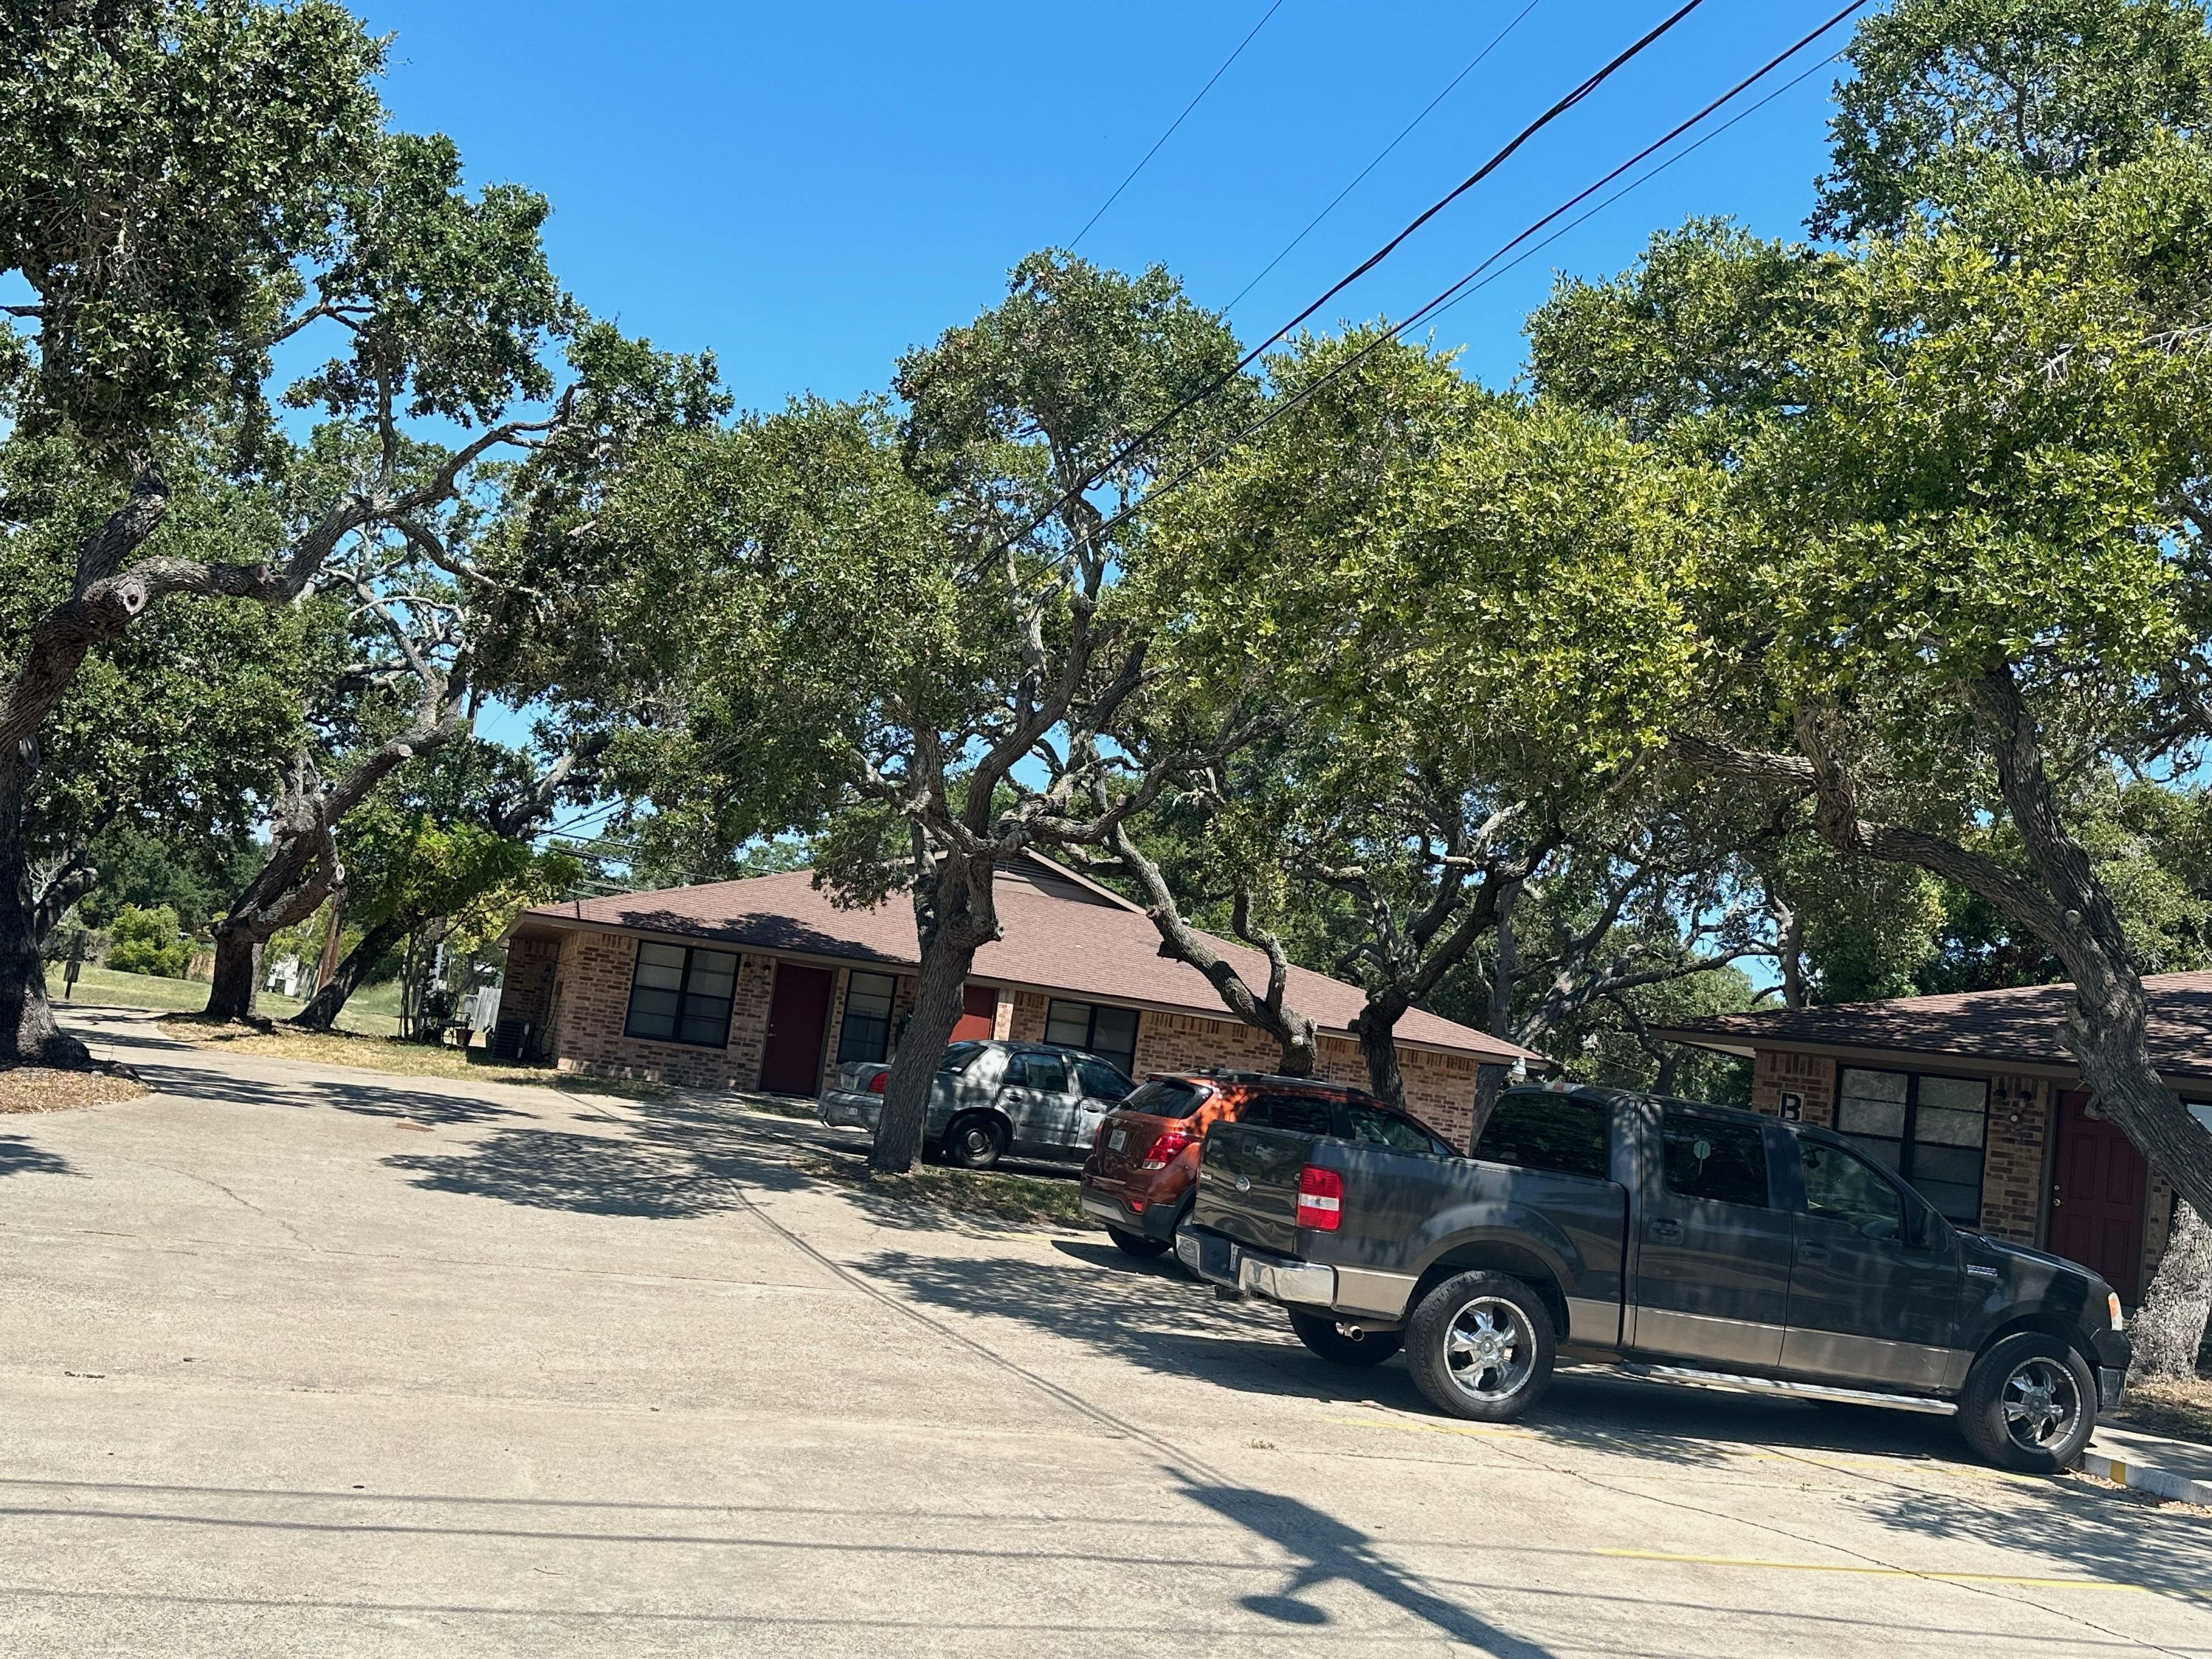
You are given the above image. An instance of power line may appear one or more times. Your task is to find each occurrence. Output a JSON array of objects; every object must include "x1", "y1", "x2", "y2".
[
  {"x1": 1221, "y1": 0, "x2": 1545, "y2": 317},
  {"x1": 1069, "y1": 0, "x2": 1290, "y2": 251},
  {"x1": 1000, "y1": 0, "x2": 1712, "y2": 570},
  {"x1": 1084, "y1": 0, "x2": 1871, "y2": 547}
]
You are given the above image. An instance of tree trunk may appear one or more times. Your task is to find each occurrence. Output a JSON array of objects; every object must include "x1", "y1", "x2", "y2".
[
  {"x1": 871, "y1": 926, "x2": 982, "y2": 1173},
  {"x1": 1352, "y1": 997, "x2": 1407, "y2": 1114},
  {"x1": 289, "y1": 915, "x2": 404, "y2": 1032},
  {"x1": 1469, "y1": 1063, "x2": 1511, "y2": 1155},
  {"x1": 0, "y1": 750, "x2": 90, "y2": 1068},
  {"x1": 2131, "y1": 1201, "x2": 2212, "y2": 1383},
  {"x1": 202, "y1": 932, "x2": 263, "y2": 1022}
]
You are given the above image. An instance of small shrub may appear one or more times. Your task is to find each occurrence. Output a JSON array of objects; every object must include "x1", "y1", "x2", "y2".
[{"x1": 106, "y1": 904, "x2": 191, "y2": 978}]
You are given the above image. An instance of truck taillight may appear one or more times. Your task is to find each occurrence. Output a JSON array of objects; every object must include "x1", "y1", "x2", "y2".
[
  {"x1": 867, "y1": 1071, "x2": 889, "y2": 1094},
  {"x1": 1296, "y1": 1165, "x2": 1342, "y2": 1231},
  {"x1": 1141, "y1": 1129, "x2": 1193, "y2": 1169}
]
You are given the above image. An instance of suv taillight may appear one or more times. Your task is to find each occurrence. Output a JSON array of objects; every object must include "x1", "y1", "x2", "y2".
[
  {"x1": 1296, "y1": 1165, "x2": 1342, "y2": 1231},
  {"x1": 1140, "y1": 1129, "x2": 1193, "y2": 1169},
  {"x1": 867, "y1": 1071, "x2": 889, "y2": 1094}
]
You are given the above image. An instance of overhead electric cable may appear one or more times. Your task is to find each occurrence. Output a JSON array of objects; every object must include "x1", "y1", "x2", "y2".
[
  {"x1": 1070, "y1": 0, "x2": 1290, "y2": 251},
  {"x1": 1221, "y1": 0, "x2": 1545, "y2": 317},
  {"x1": 996, "y1": 0, "x2": 1711, "y2": 568},
  {"x1": 1079, "y1": 0, "x2": 1871, "y2": 548}
]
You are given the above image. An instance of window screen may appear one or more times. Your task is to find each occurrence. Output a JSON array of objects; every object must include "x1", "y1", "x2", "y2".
[
  {"x1": 1246, "y1": 1093, "x2": 1336, "y2": 1136},
  {"x1": 1043, "y1": 998, "x2": 1141, "y2": 1076},
  {"x1": 1475, "y1": 1093, "x2": 1611, "y2": 1181},
  {"x1": 836, "y1": 970, "x2": 898, "y2": 1064},
  {"x1": 1660, "y1": 1112, "x2": 1770, "y2": 1207},
  {"x1": 623, "y1": 942, "x2": 738, "y2": 1048},
  {"x1": 1836, "y1": 1068, "x2": 1987, "y2": 1226}
]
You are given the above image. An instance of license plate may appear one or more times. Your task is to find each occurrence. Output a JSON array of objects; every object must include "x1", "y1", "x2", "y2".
[{"x1": 1109, "y1": 1129, "x2": 1126, "y2": 1152}]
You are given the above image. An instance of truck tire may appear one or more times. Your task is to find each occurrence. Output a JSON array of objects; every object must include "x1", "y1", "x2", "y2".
[
  {"x1": 941, "y1": 1113, "x2": 1008, "y2": 1170},
  {"x1": 1956, "y1": 1332, "x2": 2097, "y2": 1473},
  {"x1": 1108, "y1": 1227, "x2": 1170, "y2": 1259},
  {"x1": 1288, "y1": 1310, "x2": 1404, "y2": 1366},
  {"x1": 1406, "y1": 1271, "x2": 1556, "y2": 1423}
]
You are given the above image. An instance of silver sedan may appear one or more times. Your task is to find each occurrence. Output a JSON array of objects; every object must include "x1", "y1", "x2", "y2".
[{"x1": 817, "y1": 1040, "x2": 1135, "y2": 1168}]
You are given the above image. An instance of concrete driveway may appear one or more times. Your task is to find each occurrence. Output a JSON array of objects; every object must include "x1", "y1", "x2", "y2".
[{"x1": 4, "y1": 1006, "x2": 2210, "y2": 1656}]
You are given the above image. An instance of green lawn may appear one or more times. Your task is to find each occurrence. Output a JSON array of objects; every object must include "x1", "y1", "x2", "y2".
[{"x1": 49, "y1": 963, "x2": 403, "y2": 1039}]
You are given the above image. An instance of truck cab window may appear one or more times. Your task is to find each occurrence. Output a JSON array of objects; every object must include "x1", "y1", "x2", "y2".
[
  {"x1": 1475, "y1": 1093, "x2": 1610, "y2": 1180},
  {"x1": 1800, "y1": 1139, "x2": 1908, "y2": 1240},
  {"x1": 1342, "y1": 1100, "x2": 1445, "y2": 1154},
  {"x1": 1660, "y1": 1113, "x2": 1769, "y2": 1207}
]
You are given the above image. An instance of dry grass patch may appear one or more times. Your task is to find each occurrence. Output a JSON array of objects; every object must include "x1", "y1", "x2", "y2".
[
  {"x1": 795, "y1": 1146, "x2": 1097, "y2": 1230},
  {"x1": 157, "y1": 1018, "x2": 675, "y2": 1103},
  {"x1": 2116, "y1": 1374, "x2": 2212, "y2": 1446},
  {"x1": 0, "y1": 1066, "x2": 146, "y2": 1114}
]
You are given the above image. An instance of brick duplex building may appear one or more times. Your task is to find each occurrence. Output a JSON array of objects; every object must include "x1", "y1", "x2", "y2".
[
  {"x1": 498, "y1": 853, "x2": 1540, "y2": 1146},
  {"x1": 1653, "y1": 973, "x2": 2212, "y2": 1306}
]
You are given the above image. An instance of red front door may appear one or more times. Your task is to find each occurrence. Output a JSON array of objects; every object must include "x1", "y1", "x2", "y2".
[
  {"x1": 2050, "y1": 1089, "x2": 2150, "y2": 1302},
  {"x1": 760, "y1": 964, "x2": 834, "y2": 1096},
  {"x1": 951, "y1": 984, "x2": 997, "y2": 1042}
]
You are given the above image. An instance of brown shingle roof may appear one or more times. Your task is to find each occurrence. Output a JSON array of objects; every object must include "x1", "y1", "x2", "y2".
[
  {"x1": 1652, "y1": 970, "x2": 2212, "y2": 1078},
  {"x1": 514, "y1": 861, "x2": 1537, "y2": 1064}
]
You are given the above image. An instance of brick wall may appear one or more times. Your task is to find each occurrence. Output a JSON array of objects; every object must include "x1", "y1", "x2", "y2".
[
  {"x1": 546, "y1": 928, "x2": 781, "y2": 1092},
  {"x1": 498, "y1": 936, "x2": 561, "y2": 1054},
  {"x1": 1748, "y1": 1047, "x2": 1838, "y2": 1127}
]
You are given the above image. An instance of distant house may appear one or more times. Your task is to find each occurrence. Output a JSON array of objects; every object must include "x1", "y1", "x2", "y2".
[
  {"x1": 497, "y1": 852, "x2": 1539, "y2": 1145},
  {"x1": 1652, "y1": 972, "x2": 2212, "y2": 1304}
]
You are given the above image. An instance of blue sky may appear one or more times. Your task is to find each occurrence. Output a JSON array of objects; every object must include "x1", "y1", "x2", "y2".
[{"x1": 353, "y1": 0, "x2": 1858, "y2": 406}]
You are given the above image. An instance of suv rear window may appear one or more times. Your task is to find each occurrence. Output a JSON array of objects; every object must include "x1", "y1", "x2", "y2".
[
  {"x1": 1243, "y1": 1093, "x2": 1336, "y2": 1136},
  {"x1": 1117, "y1": 1079, "x2": 1207, "y2": 1119},
  {"x1": 1475, "y1": 1093, "x2": 1610, "y2": 1180}
]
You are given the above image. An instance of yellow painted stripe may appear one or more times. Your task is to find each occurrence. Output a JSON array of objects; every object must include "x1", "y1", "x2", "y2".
[
  {"x1": 2109, "y1": 1459, "x2": 2129, "y2": 1485},
  {"x1": 1597, "y1": 1548, "x2": 2148, "y2": 1591}
]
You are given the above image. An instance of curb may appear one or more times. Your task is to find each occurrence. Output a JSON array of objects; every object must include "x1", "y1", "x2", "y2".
[{"x1": 2078, "y1": 1447, "x2": 2212, "y2": 1506}]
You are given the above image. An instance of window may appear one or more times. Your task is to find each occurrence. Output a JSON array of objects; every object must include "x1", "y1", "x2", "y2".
[
  {"x1": 1344, "y1": 1099, "x2": 1450, "y2": 1155},
  {"x1": 940, "y1": 1042, "x2": 986, "y2": 1074},
  {"x1": 1074, "y1": 1056, "x2": 1134, "y2": 1102},
  {"x1": 1661, "y1": 1112, "x2": 1770, "y2": 1207},
  {"x1": 1244, "y1": 1093, "x2": 1336, "y2": 1137},
  {"x1": 1836, "y1": 1068, "x2": 1987, "y2": 1226},
  {"x1": 1799, "y1": 1139, "x2": 1908, "y2": 1241},
  {"x1": 1007, "y1": 1052, "x2": 1070, "y2": 1093},
  {"x1": 1475, "y1": 1093, "x2": 1611, "y2": 1181},
  {"x1": 1043, "y1": 998, "x2": 1141, "y2": 1076},
  {"x1": 1119, "y1": 1079, "x2": 1207, "y2": 1119},
  {"x1": 836, "y1": 970, "x2": 899, "y2": 1065},
  {"x1": 623, "y1": 942, "x2": 738, "y2": 1048}
]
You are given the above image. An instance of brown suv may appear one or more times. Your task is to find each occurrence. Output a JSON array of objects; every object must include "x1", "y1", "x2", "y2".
[{"x1": 1079, "y1": 1072, "x2": 1440, "y2": 1260}]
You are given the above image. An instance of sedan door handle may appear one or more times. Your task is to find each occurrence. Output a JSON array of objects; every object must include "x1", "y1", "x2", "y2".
[
  {"x1": 1648, "y1": 1219, "x2": 1684, "y2": 1243},
  {"x1": 1797, "y1": 1243, "x2": 1830, "y2": 1265}
]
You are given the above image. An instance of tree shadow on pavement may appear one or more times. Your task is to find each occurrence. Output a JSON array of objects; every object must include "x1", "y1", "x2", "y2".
[
  {"x1": 861, "y1": 1245, "x2": 1426, "y2": 1407},
  {"x1": 385, "y1": 1124, "x2": 815, "y2": 1218},
  {"x1": 1181, "y1": 1482, "x2": 1558, "y2": 1656},
  {"x1": 0, "y1": 1133, "x2": 72, "y2": 1178},
  {"x1": 104, "y1": 1060, "x2": 534, "y2": 1127}
]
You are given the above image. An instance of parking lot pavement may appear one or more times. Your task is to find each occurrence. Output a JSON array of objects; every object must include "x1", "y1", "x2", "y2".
[{"x1": 3, "y1": 1008, "x2": 2210, "y2": 1656}]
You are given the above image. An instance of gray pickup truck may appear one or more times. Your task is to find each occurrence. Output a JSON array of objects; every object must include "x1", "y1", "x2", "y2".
[{"x1": 1179, "y1": 1082, "x2": 2131, "y2": 1471}]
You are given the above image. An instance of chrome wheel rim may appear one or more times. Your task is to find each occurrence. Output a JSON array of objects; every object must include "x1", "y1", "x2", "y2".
[
  {"x1": 1442, "y1": 1297, "x2": 1533, "y2": 1403},
  {"x1": 2000, "y1": 1357, "x2": 2081, "y2": 1451}
]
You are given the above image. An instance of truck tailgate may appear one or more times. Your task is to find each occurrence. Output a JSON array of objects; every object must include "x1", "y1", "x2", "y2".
[{"x1": 1192, "y1": 1122, "x2": 1318, "y2": 1257}]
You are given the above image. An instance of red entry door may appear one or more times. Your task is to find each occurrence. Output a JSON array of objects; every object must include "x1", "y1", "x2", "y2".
[
  {"x1": 760, "y1": 964, "x2": 834, "y2": 1096},
  {"x1": 2050, "y1": 1089, "x2": 2150, "y2": 1302},
  {"x1": 951, "y1": 984, "x2": 998, "y2": 1042}
]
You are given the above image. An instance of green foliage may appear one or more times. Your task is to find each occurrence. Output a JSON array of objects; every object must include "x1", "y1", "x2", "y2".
[
  {"x1": 76, "y1": 821, "x2": 262, "y2": 936},
  {"x1": 106, "y1": 902, "x2": 189, "y2": 978},
  {"x1": 1814, "y1": 0, "x2": 2212, "y2": 239},
  {"x1": 0, "y1": 0, "x2": 387, "y2": 454}
]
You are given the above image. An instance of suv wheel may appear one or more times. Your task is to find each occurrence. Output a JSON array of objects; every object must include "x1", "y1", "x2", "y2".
[
  {"x1": 1288, "y1": 1310, "x2": 1404, "y2": 1366},
  {"x1": 1108, "y1": 1227, "x2": 1170, "y2": 1259},
  {"x1": 941, "y1": 1113, "x2": 1008, "y2": 1170},
  {"x1": 1406, "y1": 1271, "x2": 1556, "y2": 1423},
  {"x1": 1957, "y1": 1332, "x2": 2097, "y2": 1472}
]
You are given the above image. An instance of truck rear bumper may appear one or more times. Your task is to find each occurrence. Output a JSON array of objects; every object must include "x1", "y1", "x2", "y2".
[{"x1": 1178, "y1": 1228, "x2": 1336, "y2": 1308}]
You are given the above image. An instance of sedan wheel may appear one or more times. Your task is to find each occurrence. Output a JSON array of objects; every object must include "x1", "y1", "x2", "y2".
[{"x1": 941, "y1": 1113, "x2": 1008, "y2": 1170}]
